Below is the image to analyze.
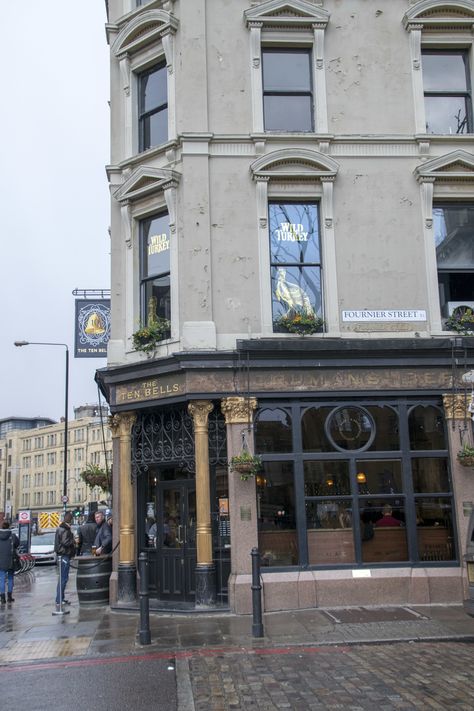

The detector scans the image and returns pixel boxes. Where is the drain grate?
[322,606,427,624]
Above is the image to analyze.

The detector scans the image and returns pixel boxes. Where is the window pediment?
[403,1,474,31]
[114,166,180,203]
[112,9,178,58]
[251,149,338,180]
[245,0,329,30]
[415,149,474,182]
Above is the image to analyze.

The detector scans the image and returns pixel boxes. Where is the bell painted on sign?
[84,312,105,335]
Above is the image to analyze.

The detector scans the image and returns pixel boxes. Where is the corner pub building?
[99,0,474,612]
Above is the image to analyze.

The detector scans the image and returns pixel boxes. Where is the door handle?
[177,524,184,544]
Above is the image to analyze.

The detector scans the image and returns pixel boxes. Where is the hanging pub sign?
[74,299,111,358]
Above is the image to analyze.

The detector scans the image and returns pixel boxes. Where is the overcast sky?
[1,2,110,423]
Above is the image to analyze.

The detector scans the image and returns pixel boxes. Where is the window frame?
[139,210,172,331]
[111,8,178,157]
[422,48,472,135]
[432,200,474,316]
[404,1,474,135]
[415,149,474,332]
[113,166,180,353]
[262,47,314,132]
[251,148,339,334]
[268,200,323,330]
[245,1,329,134]
[138,60,168,152]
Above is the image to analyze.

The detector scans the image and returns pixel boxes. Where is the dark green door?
[156,481,196,601]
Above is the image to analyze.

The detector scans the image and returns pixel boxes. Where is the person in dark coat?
[93,511,112,555]
[78,511,98,555]
[0,521,20,604]
[54,512,76,608]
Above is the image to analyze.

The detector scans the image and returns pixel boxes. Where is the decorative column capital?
[188,400,214,430]
[221,396,258,425]
[443,393,469,420]
[108,412,137,438]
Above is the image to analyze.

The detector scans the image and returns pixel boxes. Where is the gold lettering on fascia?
[276,223,308,242]
[116,379,183,404]
[148,233,170,255]
[251,370,450,391]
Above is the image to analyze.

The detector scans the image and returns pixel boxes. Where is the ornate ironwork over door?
[132,405,227,478]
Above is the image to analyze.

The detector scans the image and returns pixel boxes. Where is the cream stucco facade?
[99,1,474,611]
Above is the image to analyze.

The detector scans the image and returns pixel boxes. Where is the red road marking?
[0,644,351,673]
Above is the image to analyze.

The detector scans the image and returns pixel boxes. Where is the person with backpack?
[54,511,76,609]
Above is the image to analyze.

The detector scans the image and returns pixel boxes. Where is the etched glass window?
[269,202,322,332]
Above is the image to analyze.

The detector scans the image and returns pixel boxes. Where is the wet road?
[0,654,178,710]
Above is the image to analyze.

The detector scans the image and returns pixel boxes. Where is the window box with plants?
[230,451,262,481]
[457,444,474,468]
[132,317,171,354]
[445,307,474,334]
[273,307,324,335]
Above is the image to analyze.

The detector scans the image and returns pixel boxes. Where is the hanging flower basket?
[80,464,111,492]
[230,452,262,481]
[273,308,325,335]
[457,444,474,468]
[132,318,171,354]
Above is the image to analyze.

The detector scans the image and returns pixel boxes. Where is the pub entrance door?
[155,479,196,602]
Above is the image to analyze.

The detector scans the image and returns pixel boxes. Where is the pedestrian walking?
[93,511,112,555]
[54,511,76,609]
[77,511,98,555]
[0,520,20,604]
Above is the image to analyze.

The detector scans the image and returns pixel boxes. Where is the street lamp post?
[14,341,69,513]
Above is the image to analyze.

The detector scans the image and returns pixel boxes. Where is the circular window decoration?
[325,406,376,451]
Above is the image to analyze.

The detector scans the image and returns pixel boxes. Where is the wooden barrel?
[76,555,112,605]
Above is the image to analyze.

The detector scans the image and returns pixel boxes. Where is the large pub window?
[255,400,456,568]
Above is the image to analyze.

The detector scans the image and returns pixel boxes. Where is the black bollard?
[251,547,264,638]
[138,551,151,645]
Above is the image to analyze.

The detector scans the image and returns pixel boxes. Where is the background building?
[0,406,112,526]
[98,0,474,612]
[0,417,55,522]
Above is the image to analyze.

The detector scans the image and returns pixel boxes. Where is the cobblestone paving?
[188,641,474,710]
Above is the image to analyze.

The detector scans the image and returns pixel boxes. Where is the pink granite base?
[229,567,465,613]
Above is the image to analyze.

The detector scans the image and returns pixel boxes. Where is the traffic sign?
[61,495,69,504]
[19,510,31,523]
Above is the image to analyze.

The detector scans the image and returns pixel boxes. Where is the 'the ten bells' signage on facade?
[342,309,427,322]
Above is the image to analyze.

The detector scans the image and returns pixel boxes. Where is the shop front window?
[416,497,455,562]
[306,499,354,565]
[256,398,456,569]
[255,407,292,453]
[360,499,408,563]
[355,460,403,495]
[257,462,297,567]
[409,405,446,450]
